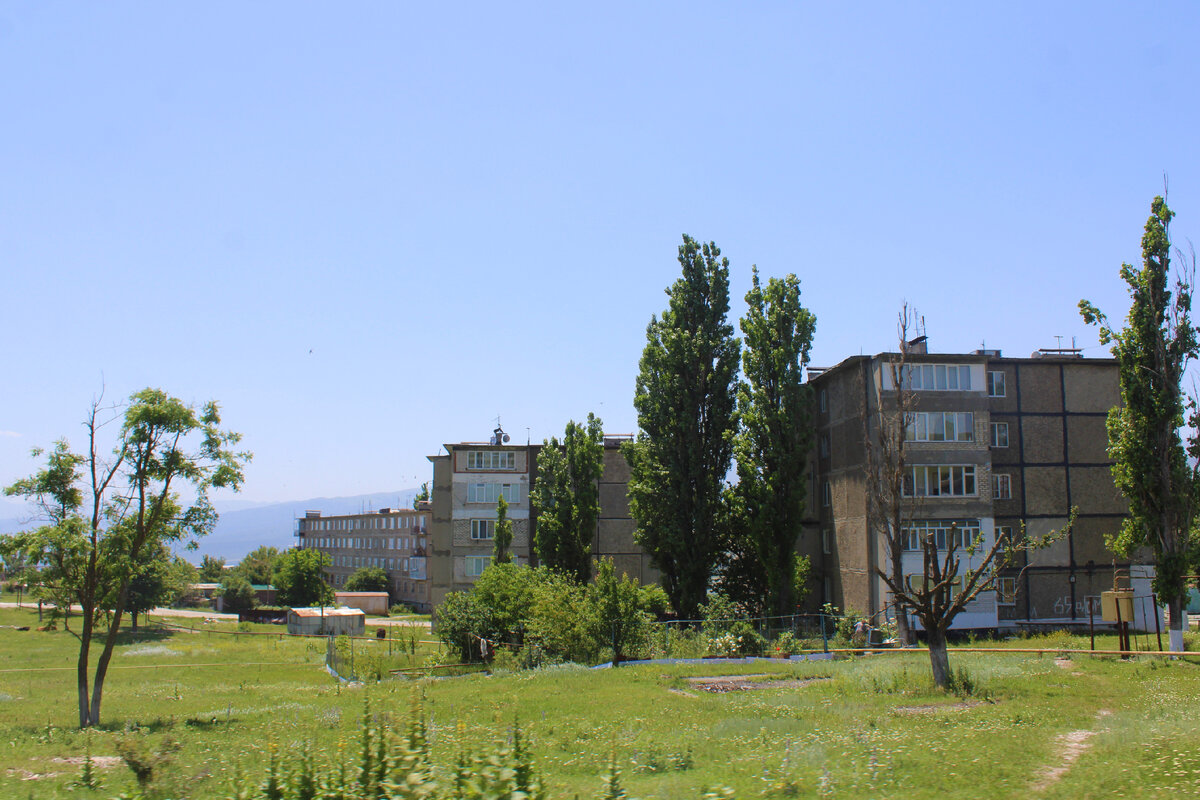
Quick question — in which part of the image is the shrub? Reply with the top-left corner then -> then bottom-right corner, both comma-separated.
435,591 -> 496,662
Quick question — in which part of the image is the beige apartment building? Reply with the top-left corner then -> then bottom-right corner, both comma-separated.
294,507 -> 431,612
426,427 -> 658,609
805,342 -> 1142,630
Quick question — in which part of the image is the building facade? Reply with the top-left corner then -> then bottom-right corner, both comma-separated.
294,507 -> 431,612
427,427 -> 658,609
806,343 -> 1141,629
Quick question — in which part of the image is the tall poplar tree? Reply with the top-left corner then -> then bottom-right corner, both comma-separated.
532,413 -> 604,583
1080,195 -> 1200,652
734,268 -> 816,616
625,235 -> 741,620
493,495 -> 513,564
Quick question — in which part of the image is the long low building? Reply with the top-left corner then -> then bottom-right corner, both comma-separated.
294,507 -> 430,612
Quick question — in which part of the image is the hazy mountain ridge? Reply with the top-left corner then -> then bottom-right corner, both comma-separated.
0,489 -> 420,563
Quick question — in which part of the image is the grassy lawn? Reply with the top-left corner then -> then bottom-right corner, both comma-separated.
2,604 -> 1199,799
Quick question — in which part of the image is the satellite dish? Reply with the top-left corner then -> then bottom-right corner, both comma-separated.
503,434 -> 511,443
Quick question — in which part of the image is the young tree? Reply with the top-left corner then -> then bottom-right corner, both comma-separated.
588,557 -> 650,666
734,268 -> 817,616
344,565 -> 390,593
1080,195 -> 1200,652
4,389 -> 249,727
198,554 -> 226,582
493,495 -> 513,564
863,305 -> 923,647
273,548 -> 334,607
625,235 -> 741,620
532,413 -> 604,583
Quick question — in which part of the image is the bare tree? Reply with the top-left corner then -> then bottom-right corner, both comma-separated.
880,519 -> 1069,689
863,304 -> 923,646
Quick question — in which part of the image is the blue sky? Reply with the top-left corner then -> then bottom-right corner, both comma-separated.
2,3 -> 1198,506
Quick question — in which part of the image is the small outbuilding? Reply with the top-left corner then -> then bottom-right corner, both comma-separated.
287,607 -> 366,637
334,591 -> 390,615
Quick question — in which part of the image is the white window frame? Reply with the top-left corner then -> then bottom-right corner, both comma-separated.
819,389 -> 827,413
990,422 -> 1009,448
902,465 -> 978,497
466,482 -> 521,504
822,480 -> 832,507
470,519 -> 494,540
900,519 -> 982,552
905,411 -> 974,442
987,371 -> 1006,398
464,555 -> 492,578
993,474 -> 1012,500
819,434 -> 830,458
467,451 -> 516,470
996,576 -> 1017,605
903,364 -> 973,391
822,528 -> 832,554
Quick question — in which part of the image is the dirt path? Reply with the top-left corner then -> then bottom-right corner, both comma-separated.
1030,709 -> 1111,792
682,674 -> 829,693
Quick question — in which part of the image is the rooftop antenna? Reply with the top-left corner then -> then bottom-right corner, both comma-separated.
526,427 -> 531,446
1054,335 -> 1064,350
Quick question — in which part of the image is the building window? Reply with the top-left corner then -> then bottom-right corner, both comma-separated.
822,480 -> 832,507
996,576 -> 1017,605
990,422 -> 1009,448
900,519 -> 981,551
822,528 -> 832,554
819,389 -> 827,413
819,434 -> 830,458
902,364 -> 973,391
470,519 -> 494,540
993,474 -> 1012,500
987,371 -> 1006,397
902,465 -> 977,497
467,451 -> 516,470
465,555 -> 492,578
467,482 -> 521,504
905,411 -> 974,442
996,526 -> 1014,547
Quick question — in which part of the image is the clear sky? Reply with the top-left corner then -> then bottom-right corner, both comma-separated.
2,3 -> 1198,507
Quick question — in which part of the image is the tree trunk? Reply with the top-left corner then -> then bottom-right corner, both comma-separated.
77,607 -> 94,728
894,604 -> 912,646
1168,594 -> 1185,652
927,626 -> 951,690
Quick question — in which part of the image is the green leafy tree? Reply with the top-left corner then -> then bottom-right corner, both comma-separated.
197,554 -> 226,582
531,413 -> 604,583
588,557 -> 650,666
1080,195 -> 1200,652
218,574 -> 257,614
493,495 -> 513,564
273,548 -> 334,607
344,565 -> 390,593
435,590 -> 497,662
124,543 -> 175,628
625,235 -> 741,620
734,268 -> 817,616
3,389 -> 248,727
234,545 -> 279,586
412,482 -> 430,510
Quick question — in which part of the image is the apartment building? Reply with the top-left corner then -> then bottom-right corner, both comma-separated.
294,507 -> 431,612
806,341 -> 1140,630
426,427 -> 658,608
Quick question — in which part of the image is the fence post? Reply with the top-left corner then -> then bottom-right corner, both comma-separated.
1152,592 -> 1163,652
821,613 -> 829,654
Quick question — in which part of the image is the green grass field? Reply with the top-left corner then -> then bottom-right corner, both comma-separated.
2,604 -> 1199,799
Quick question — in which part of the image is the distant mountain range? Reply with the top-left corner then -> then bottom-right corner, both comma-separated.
0,489 -> 420,564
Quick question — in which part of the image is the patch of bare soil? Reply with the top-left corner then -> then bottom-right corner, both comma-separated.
1029,709 -> 1111,792
51,756 -> 123,768
893,700 -> 982,715
683,674 -> 829,693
